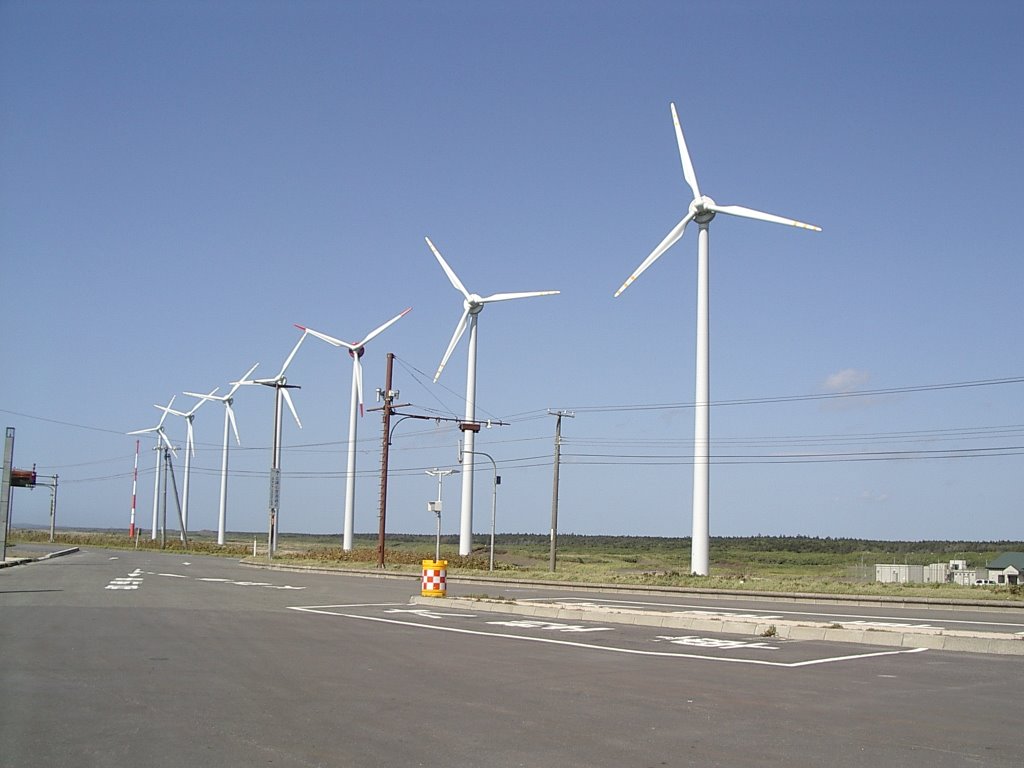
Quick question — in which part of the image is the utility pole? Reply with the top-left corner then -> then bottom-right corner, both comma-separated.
1,427 -> 14,562
548,410 -> 574,572
375,352 -> 397,569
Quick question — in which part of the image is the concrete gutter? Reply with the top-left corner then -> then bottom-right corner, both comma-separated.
0,547 -> 80,568
412,595 -> 1024,656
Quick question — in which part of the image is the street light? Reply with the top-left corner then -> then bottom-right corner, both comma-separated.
458,447 -> 500,571
425,468 -> 458,561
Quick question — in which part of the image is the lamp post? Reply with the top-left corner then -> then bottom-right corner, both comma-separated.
425,468 -> 457,561
458,448 -> 499,571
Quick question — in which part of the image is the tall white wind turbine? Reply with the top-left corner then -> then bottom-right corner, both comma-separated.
426,236 -> 559,556
614,101 -> 820,576
299,308 -> 411,551
128,396 -> 177,540
185,363 -> 259,545
158,388 -> 219,541
248,330 -> 308,555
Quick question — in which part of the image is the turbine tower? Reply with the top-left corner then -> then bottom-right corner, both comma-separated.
157,389 -> 218,541
128,396 -> 177,540
615,101 -> 820,576
185,363 -> 259,545
248,330 -> 307,555
426,236 -> 559,556
299,308 -> 411,551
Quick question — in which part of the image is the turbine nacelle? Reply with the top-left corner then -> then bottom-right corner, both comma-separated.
691,196 -> 717,224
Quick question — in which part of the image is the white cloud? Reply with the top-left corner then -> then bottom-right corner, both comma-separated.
823,368 -> 870,393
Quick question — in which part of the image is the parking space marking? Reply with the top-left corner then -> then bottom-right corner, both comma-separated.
288,603 -> 928,668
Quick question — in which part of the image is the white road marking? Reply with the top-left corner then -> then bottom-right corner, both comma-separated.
105,568 -> 143,591
288,604 -> 929,668
487,619 -> 613,633
848,621 -> 940,630
655,635 -> 779,650
156,573 -> 188,578
384,608 -> 478,619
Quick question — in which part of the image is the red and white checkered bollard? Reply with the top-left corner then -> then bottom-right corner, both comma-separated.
421,559 -> 447,597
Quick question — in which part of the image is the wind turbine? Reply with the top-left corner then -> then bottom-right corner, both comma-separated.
247,329 -> 308,555
157,388 -> 219,541
298,308 -> 411,551
614,101 -> 820,576
184,363 -> 259,546
426,236 -> 559,556
128,396 -> 177,540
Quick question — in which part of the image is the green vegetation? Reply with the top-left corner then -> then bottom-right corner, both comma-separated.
11,528 -> 1023,602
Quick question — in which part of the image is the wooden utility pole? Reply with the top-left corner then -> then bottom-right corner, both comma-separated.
376,353 -> 396,568
548,410 -> 574,571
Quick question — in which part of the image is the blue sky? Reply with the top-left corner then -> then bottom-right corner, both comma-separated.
2,0 -> 1021,543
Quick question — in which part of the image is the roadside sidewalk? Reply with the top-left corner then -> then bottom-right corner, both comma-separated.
1,543 -> 80,568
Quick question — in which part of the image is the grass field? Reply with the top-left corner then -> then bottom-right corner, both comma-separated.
11,527 -> 1023,602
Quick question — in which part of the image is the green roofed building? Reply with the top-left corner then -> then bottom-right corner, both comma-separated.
985,553 -> 1024,586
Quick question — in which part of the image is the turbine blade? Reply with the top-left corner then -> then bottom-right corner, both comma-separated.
159,429 -> 177,458
479,290 -> 560,303
709,203 -> 821,231
277,330 -> 308,379
353,355 -> 365,417
614,212 -> 694,297
183,390 -> 223,403
434,307 -> 471,383
127,426 -> 158,436
281,388 -> 302,429
426,237 -> 471,299
156,396 -> 175,428
358,307 -> 412,347
671,102 -> 701,200
154,404 -> 187,418
226,402 -> 241,445
226,363 -> 260,398
302,326 -> 347,348
185,388 -> 219,416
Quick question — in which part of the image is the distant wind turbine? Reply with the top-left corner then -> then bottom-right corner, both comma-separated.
247,330 -> 308,555
299,308 -> 411,551
157,388 -> 218,540
615,102 -> 820,576
185,362 -> 259,545
426,236 -> 559,556
128,396 -> 177,540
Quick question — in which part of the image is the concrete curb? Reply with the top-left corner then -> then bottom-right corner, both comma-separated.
412,595 -> 1024,656
241,559 -> 1024,611
0,547 -> 80,568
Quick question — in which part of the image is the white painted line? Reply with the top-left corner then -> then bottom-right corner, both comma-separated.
655,635 -> 779,650
487,619 -> 613,633
287,605 -> 928,668
156,573 -> 188,578
384,608 -> 478,619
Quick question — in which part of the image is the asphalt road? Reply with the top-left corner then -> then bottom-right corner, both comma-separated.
2,548 -> 1021,767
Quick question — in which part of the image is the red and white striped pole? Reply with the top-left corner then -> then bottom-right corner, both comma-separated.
129,439 -> 139,538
